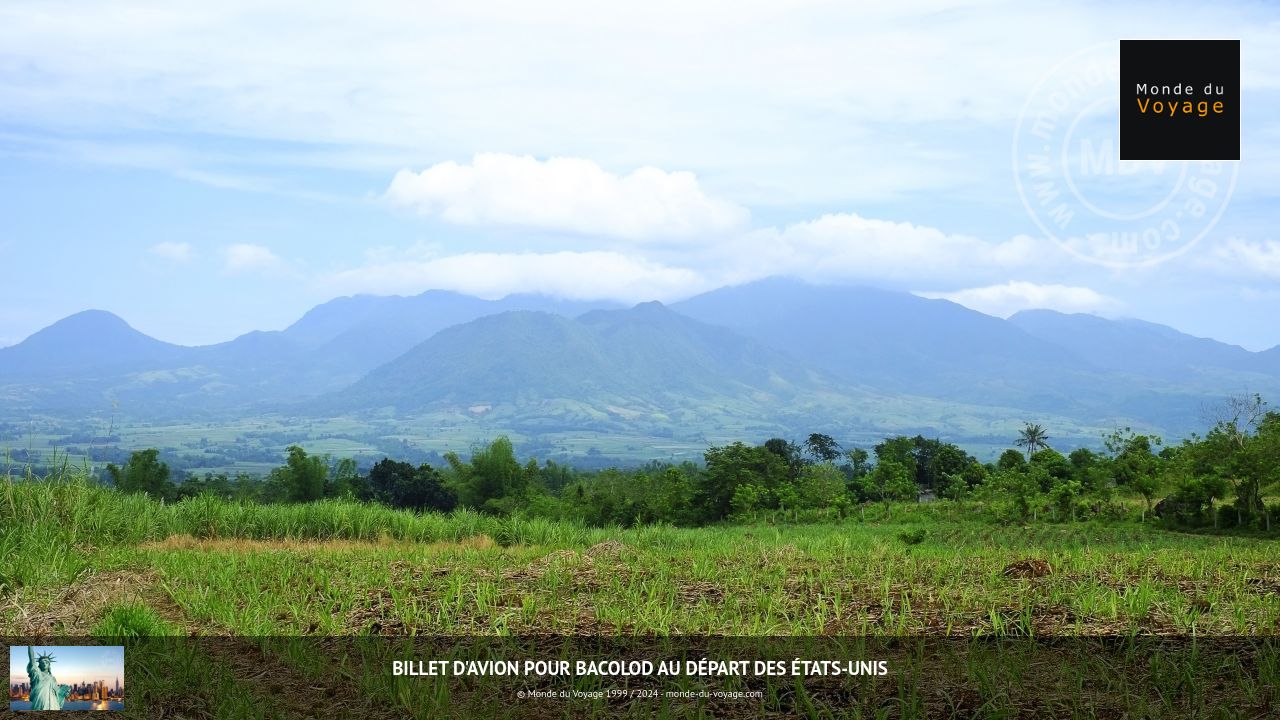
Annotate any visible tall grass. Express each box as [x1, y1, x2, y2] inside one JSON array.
[[1, 471, 614, 595]]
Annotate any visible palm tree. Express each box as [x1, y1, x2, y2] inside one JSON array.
[[1016, 423, 1050, 460]]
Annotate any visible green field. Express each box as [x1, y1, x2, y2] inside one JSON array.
[[7, 477, 1280, 638], [5, 477, 1279, 718], [90, 523, 1280, 637]]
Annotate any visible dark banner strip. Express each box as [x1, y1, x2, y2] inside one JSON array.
[[4, 636, 1278, 719]]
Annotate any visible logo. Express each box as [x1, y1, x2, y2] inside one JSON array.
[[1120, 40, 1240, 160], [1013, 43, 1238, 268]]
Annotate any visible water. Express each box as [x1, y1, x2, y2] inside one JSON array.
[[9, 700, 124, 711]]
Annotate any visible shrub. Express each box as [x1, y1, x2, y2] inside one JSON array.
[[897, 527, 928, 546]]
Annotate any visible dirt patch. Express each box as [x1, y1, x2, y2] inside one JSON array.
[[585, 540, 629, 559], [344, 587, 408, 636], [493, 547, 631, 619], [474, 542, 631, 584], [1244, 577, 1280, 596], [5, 569, 195, 636], [1002, 558, 1053, 579], [674, 581, 726, 604], [506, 549, 589, 582]]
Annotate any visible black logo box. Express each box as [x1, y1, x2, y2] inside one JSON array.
[[1120, 39, 1240, 160]]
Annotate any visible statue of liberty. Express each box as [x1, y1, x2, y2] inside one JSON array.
[[26, 646, 72, 710]]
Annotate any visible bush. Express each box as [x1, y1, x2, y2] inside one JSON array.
[[897, 527, 928, 546]]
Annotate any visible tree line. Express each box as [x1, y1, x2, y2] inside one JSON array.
[[100, 395, 1280, 532]]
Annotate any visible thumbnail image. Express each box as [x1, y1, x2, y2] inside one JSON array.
[[9, 646, 124, 712]]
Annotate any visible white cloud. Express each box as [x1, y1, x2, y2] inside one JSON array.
[[1206, 237, 1280, 279], [320, 210, 1078, 305], [149, 241, 194, 263], [3, 4, 1280, 351], [915, 281, 1118, 318], [5, 2, 1274, 204], [322, 250, 707, 303], [385, 154, 747, 240], [719, 214, 1051, 285], [223, 243, 284, 273]]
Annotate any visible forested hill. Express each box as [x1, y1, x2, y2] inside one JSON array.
[[3, 278, 1279, 441], [326, 302, 827, 414]]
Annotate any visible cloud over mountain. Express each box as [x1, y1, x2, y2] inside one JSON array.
[[916, 281, 1119, 318], [323, 250, 707, 303], [386, 154, 747, 240]]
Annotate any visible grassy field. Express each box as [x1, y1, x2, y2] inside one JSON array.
[[5, 476, 1280, 637], [4, 476, 1279, 718], [91, 523, 1280, 638]]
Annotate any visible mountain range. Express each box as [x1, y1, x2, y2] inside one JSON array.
[[0, 292, 609, 415], [2, 278, 1277, 442]]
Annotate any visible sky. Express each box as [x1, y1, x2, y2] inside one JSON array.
[[1, 1, 1278, 350], [9, 645, 125, 688]]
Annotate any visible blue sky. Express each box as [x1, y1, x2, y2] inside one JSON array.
[[9, 645, 124, 687], [1, 1, 1278, 349]]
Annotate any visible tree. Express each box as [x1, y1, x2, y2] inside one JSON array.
[[368, 459, 414, 506], [869, 460, 915, 517], [919, 439, 977, 492], [763, 438, 805, 479], [797, 462, 848, 514], [1208, 397, 1277, 530], [1015, 423, 1050, 460], [844, 448, 871, 478], [986, 468, 1038, 521], [700, 442, 790, 521], [873, 437, 918, 486], [960, 458, 988, 490], [645, 467, 695, 525], [996, 449, 1027, 472], [231, 472, 259, 502], [874, 436, 914, 464], [276, 445, 329, 502], [173, 472, 233, 501], [940, 472, 969, 501], [1051, 480, 1083, 522], [106, 448, 174, 499], [448, 436, 527, 513], [330, 457, 365, 499], [775, 483, 802, 521], [803, 433, 842, 463], [1163, 395, 1277, 530], [1111, 434, 1162, 521], [730, 483, 765, 522], [1158, 472, 1228, 527], [1068, 447, 1110, 492], [537, 459, 576, 494], [1029, 448, 1072, 492], [400, 464, 458, 512]]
